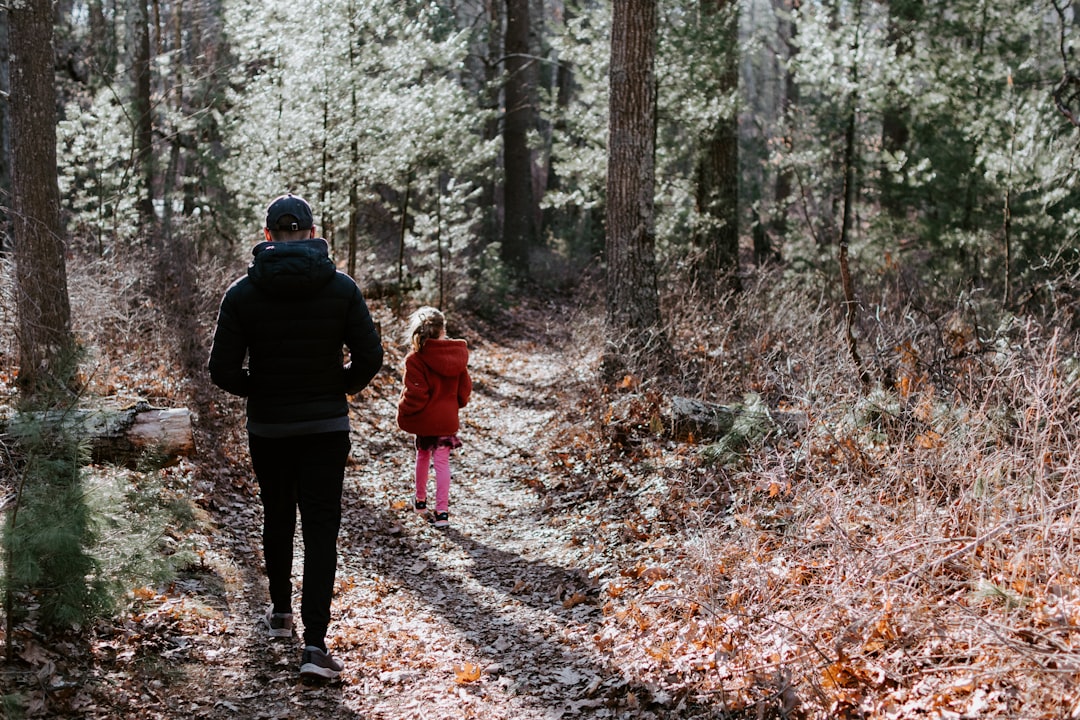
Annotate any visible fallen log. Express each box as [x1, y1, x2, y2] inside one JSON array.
[[669, 395, 808, 442], [6, 400, 194, 467], [669, 396, 737, 442]]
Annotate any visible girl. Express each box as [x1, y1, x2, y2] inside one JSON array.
[[397, 307, 472, 529]]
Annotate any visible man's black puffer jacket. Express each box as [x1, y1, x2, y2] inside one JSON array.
[[208, 238, 383, 433]]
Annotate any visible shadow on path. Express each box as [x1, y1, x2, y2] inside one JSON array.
[[336, 493, 714, 719]]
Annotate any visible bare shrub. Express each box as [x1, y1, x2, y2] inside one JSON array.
[[66, 247, 233, 405], [660, 265, 1080, 716]]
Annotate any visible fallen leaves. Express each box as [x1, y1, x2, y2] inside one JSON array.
[[562, 591, 589, 609], [6, 287, 1079, 720], [453, 662, 482, 684]]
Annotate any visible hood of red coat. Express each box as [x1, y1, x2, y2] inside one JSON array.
[[416, 338, 469, 376]]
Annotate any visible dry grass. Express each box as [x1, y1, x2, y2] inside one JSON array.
[[4, 246, 1079, 717], [656, 267, 1080, 717], [1, 247, 231, 407]]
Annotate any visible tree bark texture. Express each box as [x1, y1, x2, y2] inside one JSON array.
[[502, 0, 535, 273], [605, 0, 668, 377], [9, 0, 76, 395]]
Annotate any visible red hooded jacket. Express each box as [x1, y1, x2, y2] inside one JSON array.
[[397, 338, 471, 436]]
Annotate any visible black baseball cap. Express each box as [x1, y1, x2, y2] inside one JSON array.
[[265, 193, 314, 231]]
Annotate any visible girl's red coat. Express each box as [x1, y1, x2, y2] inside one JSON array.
[[396, 338, 471, 436]]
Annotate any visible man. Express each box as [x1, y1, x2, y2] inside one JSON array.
[[208, 193, 383, 680]]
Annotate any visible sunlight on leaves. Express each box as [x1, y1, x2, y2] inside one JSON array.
[[453, 662, 481, 684]]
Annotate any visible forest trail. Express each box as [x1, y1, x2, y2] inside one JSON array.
[[151, 296, 701, 720]]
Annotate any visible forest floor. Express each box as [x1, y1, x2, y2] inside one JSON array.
[[6, 281, 1079, 720], [3, 292, 746, 720]]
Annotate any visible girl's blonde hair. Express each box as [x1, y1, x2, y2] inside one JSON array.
[[406, 306, 445, 352]]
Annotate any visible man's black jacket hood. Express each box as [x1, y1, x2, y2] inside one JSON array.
[[248, 239, 337, 299]]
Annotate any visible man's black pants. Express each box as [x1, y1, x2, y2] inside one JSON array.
[[249, 431, 350, 649]]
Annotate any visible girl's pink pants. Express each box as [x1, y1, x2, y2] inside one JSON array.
[[415, 445, 452, 512]]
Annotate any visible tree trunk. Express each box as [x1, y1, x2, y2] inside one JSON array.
[[482, 0, 503, 246], [160, 0, 183, 248], [880, 103, 909, 217], [605, 0, 669, 381], [541, 3, 593, 252], [9, 0, 76, 397], [130, 0, 156, 233], [839, 0, 868, 387], [346, 0, 359, 277], [89, 0, 119, 82], [669, 396, 808, 442], [960, 2, 989, 287], [396, 175, 412, 316], [694, 0, 740, 291], [502, 0, 535, 274], [768, 0, 800, 264], [527, 0, 546, 242], [319, 98, 336, 250], [436, 178, 445, 309], [0, 10, 11, 252], [90, 406, 193, 465]]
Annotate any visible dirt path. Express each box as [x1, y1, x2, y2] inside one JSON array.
[[17, 296, 720, 720], [133, 299, 708, 720], [329, 315, 615, 719]]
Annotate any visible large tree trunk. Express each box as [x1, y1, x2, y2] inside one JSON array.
[[694, 0, 740, 292], [9, 0, 76, 397], [502, 0, 535, 274], [604, 0, 669, 381]]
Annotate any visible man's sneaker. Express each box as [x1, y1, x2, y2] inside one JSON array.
[[263, 606, 293, 638], [300, 646, 344, 680], [431, 511, 449, 529], [413, 497, 427, 513]]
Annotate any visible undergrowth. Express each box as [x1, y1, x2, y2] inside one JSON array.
[[658, 269, 1078, 716], [2, 239, 1078, 718], [548, 263, 1080, 717], [0, 253, 204, 664]]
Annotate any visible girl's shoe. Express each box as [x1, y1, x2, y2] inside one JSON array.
[[431, 511, 449, 529], [413, 497, 427, 513]]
